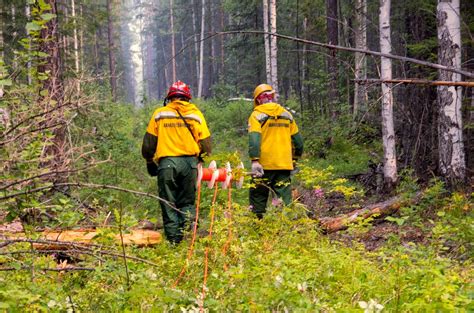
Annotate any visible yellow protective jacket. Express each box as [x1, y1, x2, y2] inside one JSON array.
[[248, 102, 303, 170], [142, 100, 211, 162]]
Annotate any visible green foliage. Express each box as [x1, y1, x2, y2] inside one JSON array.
[[0, 201, 472, 311], [297, 162, 362, 200]]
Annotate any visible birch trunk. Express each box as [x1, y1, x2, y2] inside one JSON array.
[[106, 0, 117, 101], [269, 0, 278, 95], [169, 0, 176, 83], [71, 0, 80, 93], [379, 0, 397, 187], [353, 0, 367, 117], [197, 0, 205, 98], [263, 0, 271, 84], [191, 0, 200, 88], [436, 0, 465, 183]]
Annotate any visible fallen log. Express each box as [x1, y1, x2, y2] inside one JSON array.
[[1, 229, 162, 249], [319, 193, 421, 233]]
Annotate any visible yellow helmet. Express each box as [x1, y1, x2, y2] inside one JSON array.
[[253, 84, 274, 106]]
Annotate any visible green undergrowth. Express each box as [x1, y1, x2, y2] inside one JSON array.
[[0, 196, 472, 311], [2, 99, 473, 311]]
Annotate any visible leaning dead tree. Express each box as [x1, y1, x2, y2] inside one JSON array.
[[320, 192, 422, 233], [205, 31, 474, 78], [354, 79, 474, 87]]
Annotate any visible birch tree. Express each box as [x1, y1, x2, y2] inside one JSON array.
[[263, 0, 271, 84], [379, 0, 397, 187], [436, 0, 465, 183], [269, 0, 278, 95], [353, 0, 367, 117], [197, 0, 205, 98]]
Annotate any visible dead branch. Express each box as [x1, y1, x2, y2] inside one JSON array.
[[354, 78, 474, 87], [0, 249, 106, 262], [0, 266, 95, 272], [0, 161, 108, 191], [191, 31, 473, 78], [227, 97, 253, 102], [0, 182, 179, 213], [0, 101, 75, 139], [0, 237, 161, 267], [320, 192, 422, 233], [0, 121, 65, 146]]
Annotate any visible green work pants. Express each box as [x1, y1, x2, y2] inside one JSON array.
[[249, 170, 292, 218], [157, 156, 198, 243]]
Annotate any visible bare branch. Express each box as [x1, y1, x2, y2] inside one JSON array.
[[169, 31, 473, 78], [354, 78, 474, 87], [0, 182, 180, 213]]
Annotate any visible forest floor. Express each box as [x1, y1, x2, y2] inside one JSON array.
[[297, 188, 431, 251]]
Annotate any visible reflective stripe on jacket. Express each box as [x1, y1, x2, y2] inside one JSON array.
[[248, 102, 302, 170], [142, 100, 211, 161]]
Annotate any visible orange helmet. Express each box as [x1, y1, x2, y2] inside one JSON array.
[[253, 84, 275, 106], [166, 80, 192, 100]]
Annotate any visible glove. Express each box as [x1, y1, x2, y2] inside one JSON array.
[[146, 161, 158, 177], [290, 160, 300, 176], [251, 161, 264, 178]]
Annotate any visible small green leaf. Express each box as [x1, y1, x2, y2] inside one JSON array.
[[0, 79, 12, 86], [26, 22, 42, 33], [40, 13, 56, 21]]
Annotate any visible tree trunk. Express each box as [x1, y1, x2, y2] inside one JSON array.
[[219, 2, 225, 79], [159, 35, 169, 92], [326, 0, 339, 117], [263, 0, 271, 84], [197, 0, 206, 98], [79, 3, 83, 72], [379, 0, 397, 188], [106, 0, 117, 101], [436, 0, 465, 184], [71, 0, 80, 93], [269, 0, 279, 95], [39, 0, 67, 181], [296, 0, 303, 110], [11, 4, 18, 69], [302, 17, 309, 108], [320, 193, 421, 233], [353, 0, 367, 117], [169, 0, 176, 83], [191, 0, 200, 88], [0, 5, 4, 98], [25, 4, 32, 85]]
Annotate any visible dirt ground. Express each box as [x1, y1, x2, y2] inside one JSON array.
[[296, 187, 429, 251]]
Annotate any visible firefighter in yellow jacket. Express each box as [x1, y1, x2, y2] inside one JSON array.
[[248, 84, 303, 218], [142, 81, 211, 243]]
